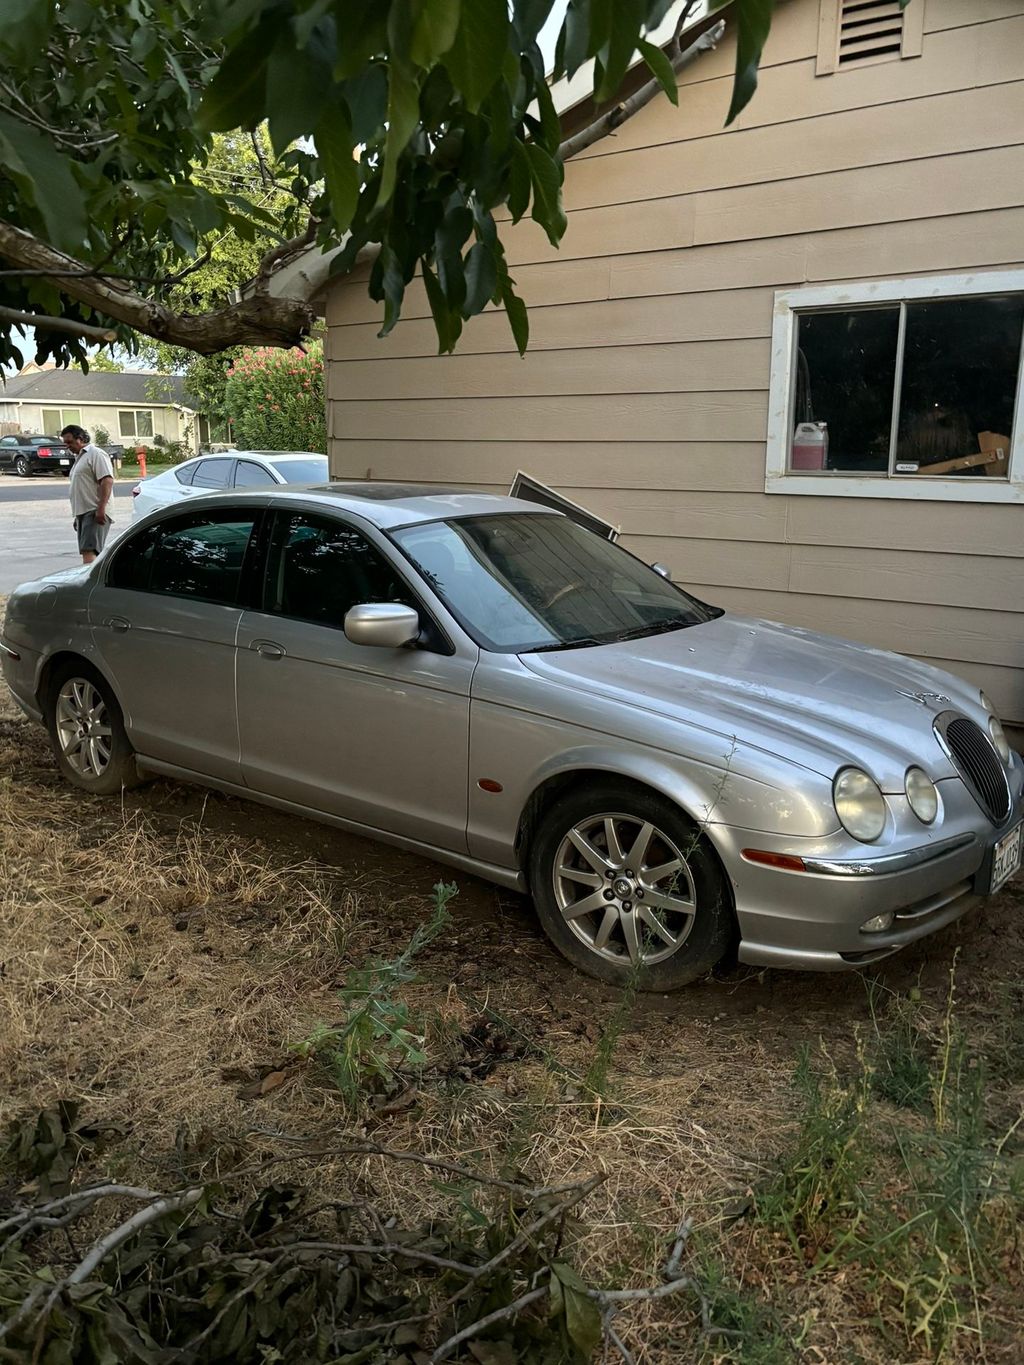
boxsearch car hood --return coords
[518,613,979,788]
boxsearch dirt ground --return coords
[2,670,1023,1363]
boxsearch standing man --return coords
[62,425,114,565]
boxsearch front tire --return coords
[528,780,735,991]
[46,662,143,794]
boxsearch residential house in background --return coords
[316,0,1024,727]
[0,369,207,450]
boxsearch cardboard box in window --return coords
[917,432,1009,478]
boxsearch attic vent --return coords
[816,0,924,75]
[839,1,903,64]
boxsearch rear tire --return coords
[528,779,735,991]
[15,455,30,477]
[45,661,144,795]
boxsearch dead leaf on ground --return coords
[237,1069,291,1101]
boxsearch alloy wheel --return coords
[552,812,696,966]
[55,678,113,780]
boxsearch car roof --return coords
[151,481,559,529]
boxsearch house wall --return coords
[324,0,1024,723]
[15,402,189,445]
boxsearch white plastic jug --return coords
[791,421,828,471]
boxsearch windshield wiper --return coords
[526,636,609,653]
[609,617,693,643]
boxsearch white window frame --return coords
[118,408,155,439]
[765,270,1024,505]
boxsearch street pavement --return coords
[0,474,131,593]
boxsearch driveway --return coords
[0,474,130,593]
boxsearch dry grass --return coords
[2,666,1023,1363]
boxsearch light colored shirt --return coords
[68,444,115,519]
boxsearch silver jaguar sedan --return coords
[2,484,1021,990]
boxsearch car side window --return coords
[234,460,272,488]
[191,457,234,490]
[174,464,198,486]
[149,512,258,605]
[0,436,16,446]
[106,522,162,592]
[266,513,415,628]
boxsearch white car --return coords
[131,450,328,519]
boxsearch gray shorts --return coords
[74,511,111,554]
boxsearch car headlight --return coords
[904,767,938,824]
[980,692,1011,764]
[833,767,886,842]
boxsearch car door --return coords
[235,508,476,852]
[89,504,262,783]
[0,436,18,471]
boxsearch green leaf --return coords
[512,0,557,45]
[266,46,329,154]
[411,0,461,66]
[0,113,88,251]
[637,37,678,106]
[713,0,775,125]
[379,64,421,206]
[375,245,407,336]
[533,70,562,152]
[462,241,496,317]
[435,203,472,311]
[561,0,589,75]
[444,0,509,112]
[524,142,566,247]
[594,0,644,101]
[315,105,359,232]
[343,65,389,143]
[564,1284,602,1357]
[507,142,531,223]
[420,260,460,351]
[499,274,528,356]
[197,15,280,130]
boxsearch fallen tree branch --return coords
[558,14,725,162]
[0,305,116,343]
[431,1286,547,1364]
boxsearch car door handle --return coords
[104,616,131,633]
[252,640,285,659]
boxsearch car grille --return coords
[935,711,1010,825]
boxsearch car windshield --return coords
[392,512,717,653]
[269,458,329,483]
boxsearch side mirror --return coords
[651,562,672,580]
[344,602,420,648]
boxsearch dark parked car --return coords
[0,434,74,477]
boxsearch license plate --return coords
[60,458,70,466]
[991,821,1023,894]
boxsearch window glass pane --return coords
[270,457,329,483]
[270,514,413,628]
[107,524,161,591]
[135,410,154,437]
[61,409,80,428]
[174,464,197,486]
[41,409,63,433]
[118,410,136,437]
[896,295,1024,478]
[234,460,273,487]
[394,514,712,653]
[791,308,899,473]
[149,513,256,604]
[191,457,233,489]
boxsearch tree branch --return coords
[0,219,316,352]
[558,16,725,162]
[0,305,116,342]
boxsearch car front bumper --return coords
[716,766,1024,972]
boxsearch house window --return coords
[40,408,81,432]
[118,409,155,439]
[766,271,1024,505]
[816,0,924,76]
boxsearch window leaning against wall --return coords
[118,409,155,439]
[765,272,1024,505]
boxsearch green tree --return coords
[0,0,779,367]
[223,342,326,451]
[87,351,124,372]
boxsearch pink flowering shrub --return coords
[223,341,326,452]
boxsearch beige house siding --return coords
[325,0,1024,722]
